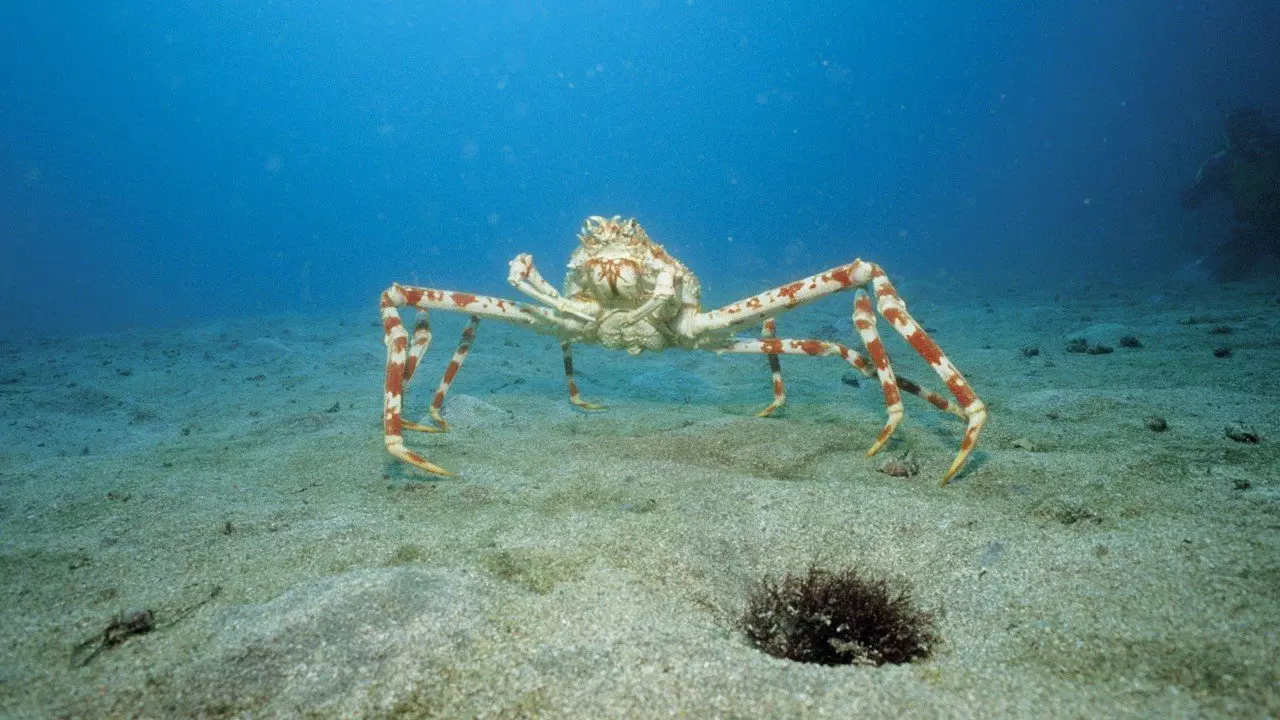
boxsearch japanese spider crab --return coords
[380,216,987,484]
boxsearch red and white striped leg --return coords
[868,268,987,484]
[417,316,480,432]
[695,260,983,483]
[852,289,904,457]
[757,319,786,417]
[718,337,957,418]
[380,283,585,476]
[381,292,452,476]
[399,313,443,434]
[560,342,603,410]
[403,313,431,384]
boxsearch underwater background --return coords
[3,1,1278,338]
[2,2,1279,718]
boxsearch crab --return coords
[380,216,987,484]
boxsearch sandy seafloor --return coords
[1,274,1278,719]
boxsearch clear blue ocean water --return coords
[3,2,1276,338]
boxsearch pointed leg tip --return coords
[940,463,961,486]
[755,403,783,418]
[942,447,975,485]
[866,417,901,457]
[415,460,454,477]
[395,448,454,477]
[939,406,986,485]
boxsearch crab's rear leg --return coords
[869,268,987,484]
[397,313,443,434]
[756,319,786,417]
[401,316,479,433]
[561,342,604,410]
[717,337,958,419]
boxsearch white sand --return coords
[1,277,1277,718]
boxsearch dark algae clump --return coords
[740,566,937,666]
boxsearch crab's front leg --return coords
[382,293,453,477]
[507,256,611,409]
[508,254,599,322]
[756,319,786,417]
[560,341,603,410]
[380,283,587,477]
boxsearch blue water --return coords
[2,1,1276,338]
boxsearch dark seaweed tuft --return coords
[740,566,936,666]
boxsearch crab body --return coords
[563,216,706,353]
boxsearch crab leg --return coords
[402,313,431,383]
[398,312,443,434]
[717,337,960,418]
[757,319,786,417]
[696,259,984,483]
[852,289,904,457]
[380,283,583,476]
[408,316,479,432]
[561,342,603,410]
[693,260,877,334]
[867,270,986,484]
